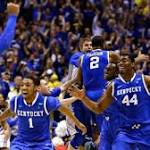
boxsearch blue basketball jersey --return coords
[104,82,120,118]
[82,49,109,101]
[69,51,83,80]
[10,93,61,144]
[49,87,61,97]
[69,51,83,67]
[113,73,150,145]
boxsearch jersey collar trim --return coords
[118,73,136,83]
[23,92,39,106]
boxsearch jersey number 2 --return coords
[28,118,34,128]
[90,56,99,69]
[122,94,138,106]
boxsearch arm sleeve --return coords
[0,15,17,54]
[49,87,61,97]
[46,96,61,113]
[7,117,18,127]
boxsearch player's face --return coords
[39,79,49,95]
[118,56,134,74]
[82,41,92,52]
[20,78,36,99]
[14,76,23,87]
[0,94,4,105]
[104,63,118,81]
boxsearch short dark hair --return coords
[24,74,40,86]
[120,53,137,62]
[92,36,104,49]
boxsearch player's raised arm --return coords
[109,51,120,64]
[135,51,149,64]
[63,67,82,90]
[68,84,114,114]
[58,105,87,134]
[0,3,20,53]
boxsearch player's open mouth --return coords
[22,92,28,96]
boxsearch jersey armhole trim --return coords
[14,96,18,113]
[111,82,115,97]
[80,55,84,67]
[107,51,110,64]
[142,74,150,96]
[44,96,49,115]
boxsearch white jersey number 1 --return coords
[28,118,34,128]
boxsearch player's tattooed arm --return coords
[58,105,87,134]
[144,75,150,92]
[68,84,113,114]
[0,108,15,122]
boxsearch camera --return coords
[0,0,8,13]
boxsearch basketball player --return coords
[0,75,87,150]
[68,53,150,150]
[64,36,119,136]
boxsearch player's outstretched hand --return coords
[7,3,20,16]
[136,51,149,63]
[67,85,85,100]
[77,122,87,134]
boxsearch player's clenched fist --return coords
[7,3,20,16]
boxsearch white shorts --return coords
[0,134,10,148]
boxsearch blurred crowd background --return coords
[0,0,150,149]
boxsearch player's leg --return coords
[68,101,93,150]
[95,114,103,133]
[67,101,85,150]
[98,118,112,150]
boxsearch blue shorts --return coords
[70,101,93,149]
[99,118,114,150]
[11,140,53,150]
[99,115,121,150]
